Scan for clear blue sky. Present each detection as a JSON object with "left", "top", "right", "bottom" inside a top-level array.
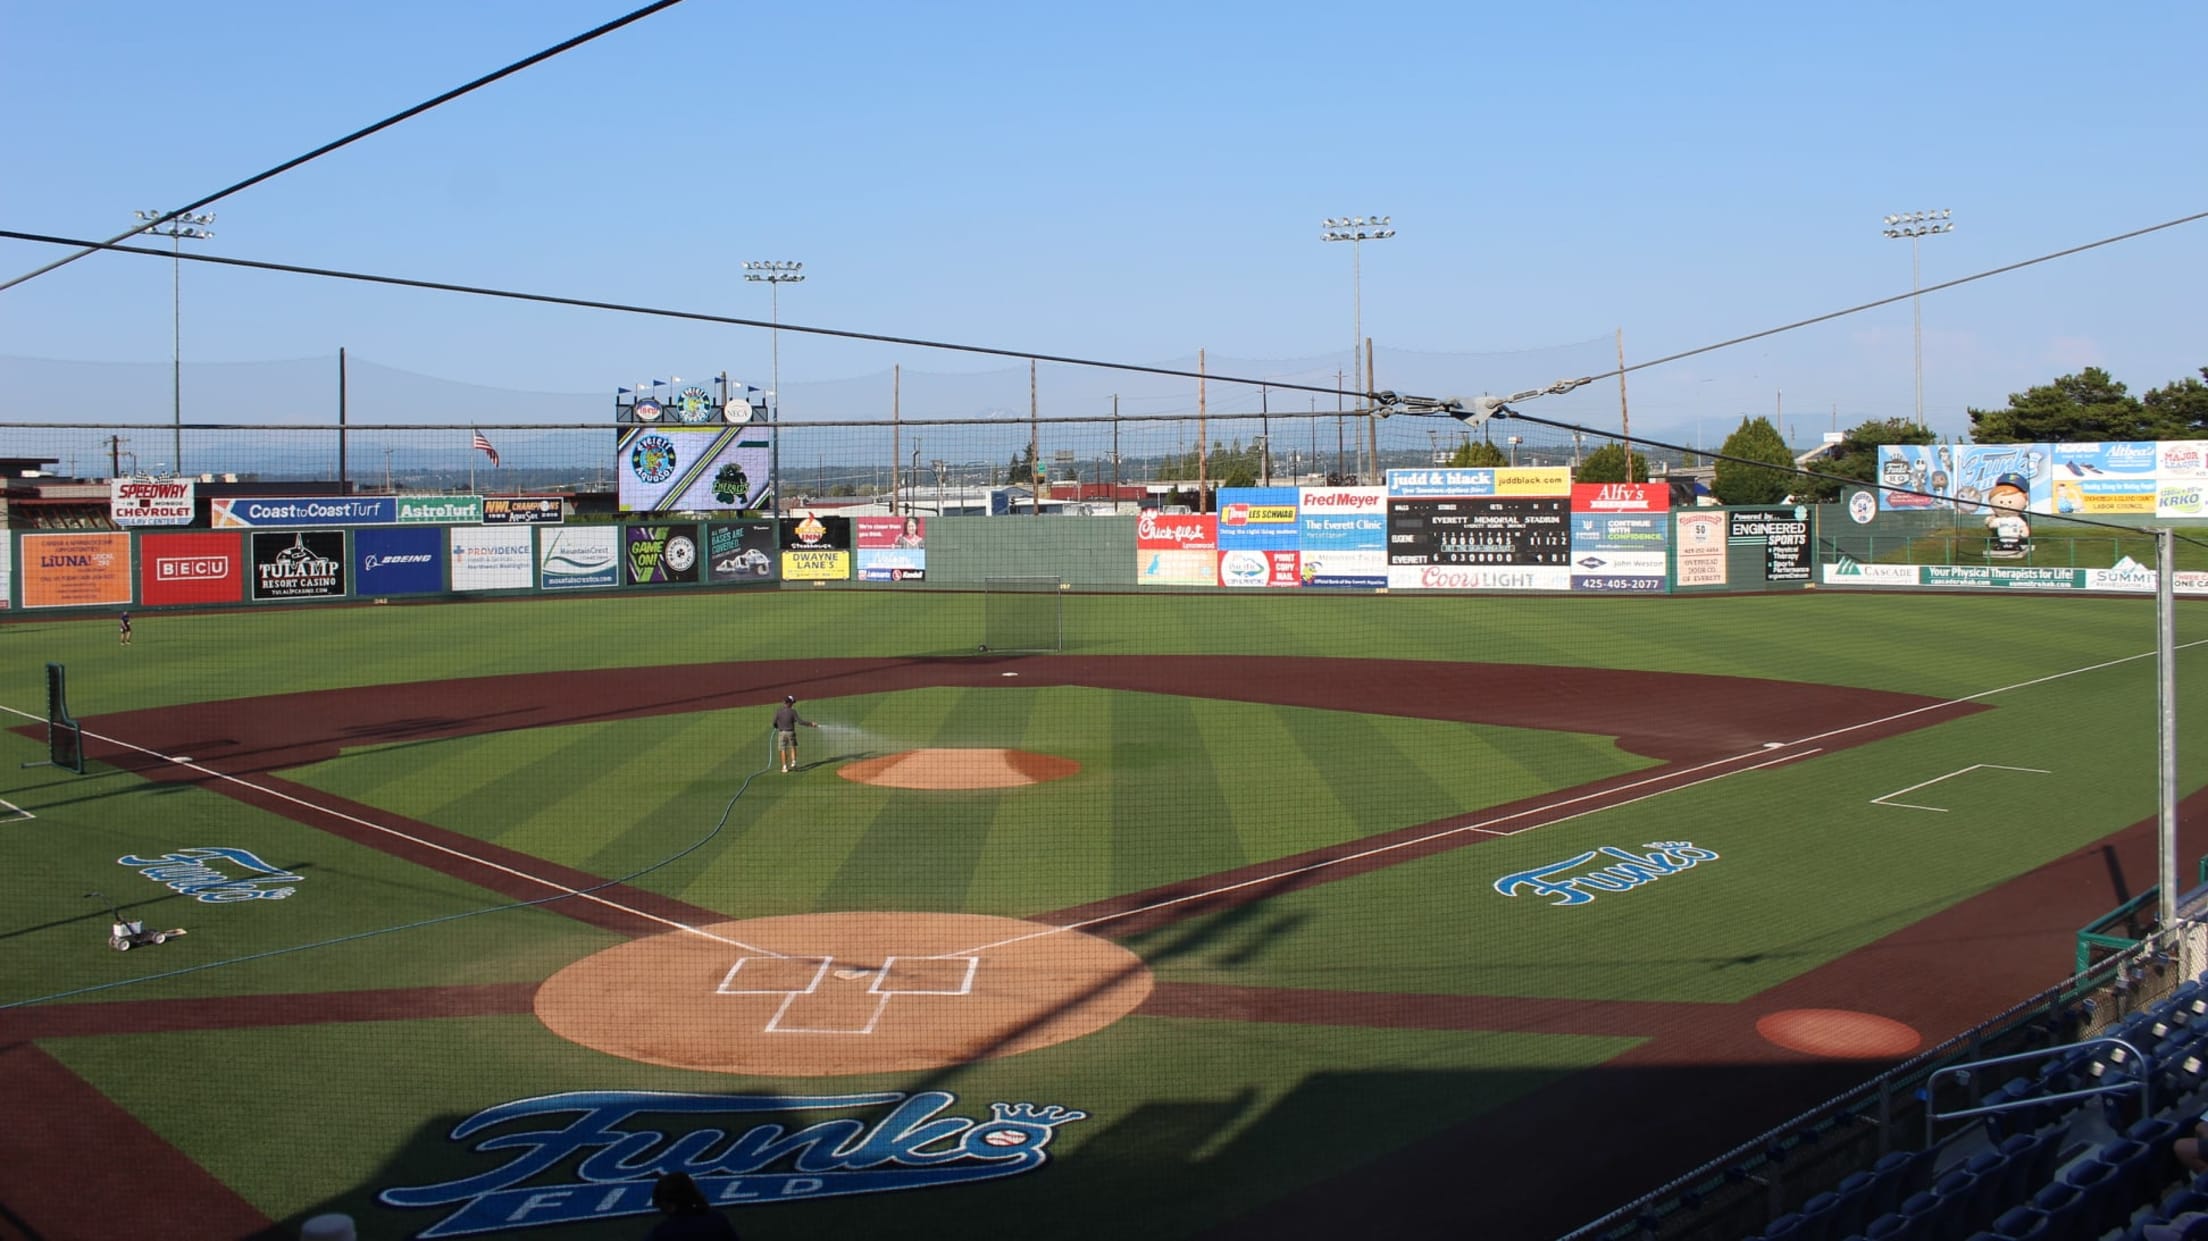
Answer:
[{"left": 2, "top": 0, "right": 2202, "bottom": 449}]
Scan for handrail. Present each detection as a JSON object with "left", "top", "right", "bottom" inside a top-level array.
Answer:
[{"left": 1923, "top": 1036, "right": 2150, "bottom": 1148}]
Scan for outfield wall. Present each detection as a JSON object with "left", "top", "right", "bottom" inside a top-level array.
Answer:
[{"left": 8, "top": 487, "right": 2207, "bottom": 614}]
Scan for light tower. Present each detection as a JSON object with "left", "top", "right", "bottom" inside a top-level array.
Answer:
[
  {"left": 1881, "top": 209, "right": 1955, "bottom": 429},
  {"left": 134, "top": 209, "right": 216, "bottom": 473}
]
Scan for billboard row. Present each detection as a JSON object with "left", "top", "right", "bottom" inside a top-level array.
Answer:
[{"left": 1876, "top": 440, "right": 2208, "bottom": 517}]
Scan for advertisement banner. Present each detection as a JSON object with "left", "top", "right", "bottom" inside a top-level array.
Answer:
[
  {"left": 855, "top": 516, "right": 927, "bottom": 582},
  {"left": 1215, "top": 487, "right": 1300, "bottom": 550},
  {"left": 139, "top": 532, "right": 242, "bottom": 605},
  {"left": 21, "top": 532, "right": 133, "bottom": 608},
  {"left": 1674, "top": 512, "right": 1727, "bottom": 586},
  {"left": 1950, "top": 444, "right": 2050, "bottom": 514},
  {"left": 2158, "top": 481, "right": 2208, "bottom": 519},
  {"left": 483, "top": 496, "right": 564, "bottom": 524},
  {"left": 1138, "top": 548, "right": 1217, "bottom": 586},
  {"left": 1386, "top": 468, "right": 1496, "bottom": 498},
  {"left": 110, "top": 477, "right": 195, "bottom": 527},
  {"left": 1821, "top": 559, "right": 1920, "bottom": 586},
  {"left": 1386, "top": 564, "right": 1572, "bottom": 591},
  {"left": 250, "top": 531, "right": 346, "bottom": 601},
  {"left": 779, "top": 514, "right": 851, "bottom": 581},
  {"left": 706, "top": 521, "right": 780, "bottom": 584},
  {"left": 625, "top": 524, "right": 700, "bottom": 585},
  {"left": 1297, "top": 549, "right": 1385, "bottom": 588},
  {"left": 353, "top": 527, "right": 444, "bottom": 597},
  {"left": 1134, "top": 511, "right": 1215, "bottom": 549},
  {"left": 396, "top": 496, "right": 484, "bottom": 525},
  {"left": 1491, "top": 467, "right": 1573, "bottom": 496},
  {"left": 449, "top": 526, "right": 534, "bottom": 591},
  {"left": 1135, "top": 510, "right": 1216, "bottom": 585},
  {"left": 2051, "top": 442, "right": 2157, "bottom": 514},
  {"left": 1570, "top": 511, "right": 1668, "bottom": 592},
  {"left": 1297, "top": 487, "right": 1386, "bottom": 550},
  {"left": 1922, "top": 564, "right": 2086, "bottom": 591},
  {"left": 1570, "top": 482, "right": 1668, "bottom": 514},
  {"left": 538, "top": 526, "right": 619, "bottom": 591},
  {"left": 1873, "top": 445, "right": 1946, "bottom": 511},
  {"left": 619, "top": 425, "right": 774, "bottom": 513},
  {"left": 1218, "top": 548, "right": 1300, "bottom": 588},
  {"left": 215, "top": 497, "right": 398, "bottom": 528},
  {"left": 1727, "top": 508, "right": 1811, "bottom": 582},
  {"left": 2159, "top": 441, "right": 2208, "bottom": 478}
]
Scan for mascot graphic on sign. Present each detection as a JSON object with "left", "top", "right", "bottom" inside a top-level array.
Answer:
[{"left": 1983, "top": 472, "right": 2032, "bottom": 558}]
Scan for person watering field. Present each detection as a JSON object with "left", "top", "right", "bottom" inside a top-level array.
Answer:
[{"left": 774, "top": 694, "right": 819, "bottom": 773}]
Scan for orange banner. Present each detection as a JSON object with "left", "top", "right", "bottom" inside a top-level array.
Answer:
[{"left": 21, "top": 532, "right": 133, "bottom": 608}]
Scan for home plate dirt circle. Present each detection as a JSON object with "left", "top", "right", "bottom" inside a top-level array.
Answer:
[
  {"left": 838, "top": 747, "right": 1080, "bottom": 790},
  {"left": 535, "top": 912, "right": 1152, "bottom": 1076}
]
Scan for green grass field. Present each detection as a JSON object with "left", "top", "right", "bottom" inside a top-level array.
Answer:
[{"left": 5, "top": 587, "right": 2207, "bottom": 1239}]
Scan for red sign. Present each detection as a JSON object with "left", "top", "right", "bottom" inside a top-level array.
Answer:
[
  {"left": 140, "top": 532, "right": 244, "bottom": 605},
  {"left": 1135, "top": 511, "right": 1216, "bottom": 550},
  {"left": 1571, "top": 482, "right": 1669, "bottom": 513}
]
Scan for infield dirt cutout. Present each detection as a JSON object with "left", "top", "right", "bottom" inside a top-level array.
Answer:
[
  {"left": 838, "top": 747, "right": 1080, "bottom": 790},
  {"left": 535, "top": 912, "right": 1152, "bottom": 1076}
]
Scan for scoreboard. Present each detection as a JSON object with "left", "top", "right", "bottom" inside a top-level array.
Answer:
[{"left": 1387, "top": 497, "right": 1571, "bottom": 566}]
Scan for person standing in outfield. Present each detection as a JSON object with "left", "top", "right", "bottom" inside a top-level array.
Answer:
[
  {"left": 117, "top": 611, "right": 131, "bottom": 646},
  {"left": 773, "top": 693, "right": 818, "bottom": 773},
  {"left": 644, "top": 1172, "right": 740, "bottom": 1239}
]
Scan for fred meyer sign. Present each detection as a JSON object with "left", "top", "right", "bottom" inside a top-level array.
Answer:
[
  {"left": 109, "top": 477, "right": 195, "bottom": 526},
  {"left": 213, "top": 495, "right": 484, "bottom": 527}
]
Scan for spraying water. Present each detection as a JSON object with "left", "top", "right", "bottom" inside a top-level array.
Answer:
[{"left": 814, "top": 721, "right": 902, "bottom": 753}]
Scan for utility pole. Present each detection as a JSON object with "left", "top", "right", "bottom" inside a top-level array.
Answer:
[
  {"left": 892, "top": 364, "right": 901, "bottom": 514},
  {"left": 1615, "top": 327, "right": 1633, "bottom": 479},
  {"left": 1111, "top": 395, "right": 1121, "bottom": 493},
  {"left": 1029, "top": 359, "right": 1040, "bottom": 516},
  {"left": 1197, "top": 348, "right": 1209, "bottom": 510}
]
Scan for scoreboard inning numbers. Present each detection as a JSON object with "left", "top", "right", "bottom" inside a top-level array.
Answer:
[{"left": 1387, "top": 498, "right": 1571, "bottom": 566}]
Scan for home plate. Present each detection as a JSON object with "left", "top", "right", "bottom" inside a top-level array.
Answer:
[
  {"left": 1762, "top": 742, "right": 1784, "bottom": 749},
  {"left": 1001, "top": 672, "right": 1019, "bottom": 677}
]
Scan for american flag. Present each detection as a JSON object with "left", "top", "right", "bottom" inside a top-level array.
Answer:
[{"left": 471, "top": 430, "right": 500, "bottom": 467}]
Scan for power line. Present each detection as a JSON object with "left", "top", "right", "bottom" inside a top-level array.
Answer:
[{"left": 0, "top": 0, "right": 689, "bottom": 295}]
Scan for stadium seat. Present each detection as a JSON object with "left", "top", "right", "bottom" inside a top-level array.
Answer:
[
  {"left": 1861, "top": 1211, "right": 1912, "bottom": 1241},
  {"left": 1763, "top": 1211, "right": 1807, "bottom": 1239},
  {"left": 1869, "top": 1149, "right": 1934, "bottom": 1216},
  {"left": 1989, "top": 1203, "right": 2052, "bottom": 1239},
  {"left": 2061, "top": 1157, "right": 2126, "bottom": 1238},
  {"left": 1793, "top": 1190, "right": 1845, "bottom": 1241},
  {"left": 1829, "top": 1171, "right": 1880, "bottom": 1237},
  {"left": 2106, "top": 1136, "right": 2174, "bottom": 1214}
]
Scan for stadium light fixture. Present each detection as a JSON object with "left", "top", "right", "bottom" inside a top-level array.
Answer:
[
  {"left": 1321, "top": 214, "right": 1396, "bottom": 481},
  {"left": 745, "top": 261, "right": 806, "bottom": 519},
  {"left": 1880, "top": 209, "right": 1955, "bottom": 429},
  {"left": 133, "top": 209, "right": 216, "bottom": 475}
]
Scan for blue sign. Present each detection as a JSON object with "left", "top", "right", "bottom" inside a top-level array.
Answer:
[
  {"left": 1494, "top": 841, "right": 1717, "bottom": 906},
  {"left": 1215, "top": 487, "right": 1301, "bottom": 550},
  {"left": 380, "top": 1090, "right": 1087, "bottom": 1237},
  {"left": 354, "top": 527, "right": 445, "bottom": 596}
]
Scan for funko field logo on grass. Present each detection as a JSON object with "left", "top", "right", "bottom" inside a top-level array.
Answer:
[{"left": 1493, "top": 842, "right": 1718, "bottom": 907}]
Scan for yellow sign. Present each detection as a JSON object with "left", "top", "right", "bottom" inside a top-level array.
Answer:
[
  {"left": 781, "top": 549, "right": 851, "bottom": 581},
  {"left": 1493, "top": 468, "right": 1572, "bottom": 496}
]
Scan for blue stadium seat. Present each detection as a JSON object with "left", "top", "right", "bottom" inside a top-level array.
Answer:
[
  {"left": 1795, "top": 1190, "right": 1845, "bottom": 1241},
  {"left": 2061, "top": 1157, "right": 2126, "bottom": 1238},
  {"left": 1829, "top": 1170, "right": 1880, "bottom": 1237},
  {"left": 1869, "top": 1149, "right": 1934, "bottom": 1216},
  {"left": 1764, "top": 1211, "right": 1807, "bottom": 1239},
  {"left": 2105, "top": 1135, "right": 2174, "bottom": 1215},
  {"left": 1990, "top": 1203, "right": 2052, "bottom": 1239},
  {"left": 1862, "top": 1210, "right": 1913, "bottom": 1241}
]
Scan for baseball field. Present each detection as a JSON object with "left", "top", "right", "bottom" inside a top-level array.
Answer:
[{"left": 4, "top": 586, "right": 2207, "bottom": 1240}]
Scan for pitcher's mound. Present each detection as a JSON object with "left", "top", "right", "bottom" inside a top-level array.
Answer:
[{"left": 839, "top": 747, "right": 1079, "bottom": 790}]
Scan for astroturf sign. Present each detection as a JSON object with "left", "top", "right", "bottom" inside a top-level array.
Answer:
[{"left": 379, "top": 1090, "right": 1087, "bottom": 1238}]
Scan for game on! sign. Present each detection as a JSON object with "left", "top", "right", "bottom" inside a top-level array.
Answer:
[{"left": 109, "top": 476, "right": 195, "bottom": 526}]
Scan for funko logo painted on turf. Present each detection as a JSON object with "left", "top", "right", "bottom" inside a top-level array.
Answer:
[
  {"left": 379, "top": 1091, "right": 1088, "bottom": 1238},
  {"left": 1493, "top": 842, "right": 1718, "bottom": 907},
  {"left": 116, "top": 847, "right": 300, "bottom": 902}
]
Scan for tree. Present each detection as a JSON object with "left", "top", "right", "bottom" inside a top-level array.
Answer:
[
  {"left": 1966, "top": 367, "right": 2179, "bottom": 442},
  {"left": 1710, "top": 416, "right": 1795, "bottom": 506},
  {"left": 1448, "top": 437, "right": 1509, "bottom": 468},
  {"left": 1573, "top": 442, "right": 1650, "bottom": 483},
  {"left": 2144, "top": 368, "right": 2208, "bottom": 436},
  {"left": 1784, "top": 417, "right": 1937, "bottom": 503}
]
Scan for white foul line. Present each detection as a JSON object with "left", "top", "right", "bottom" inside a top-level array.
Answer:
[
  {"left": 0, "top": 704, "right": 781, "bottom": 956},
  {"left": 1872, "top": 764, "right": 2052, "bottom": 813}
]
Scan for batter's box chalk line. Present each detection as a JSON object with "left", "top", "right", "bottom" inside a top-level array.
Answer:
[{"left": 718, "top": 953, "right": 983, "bottom": 1036}]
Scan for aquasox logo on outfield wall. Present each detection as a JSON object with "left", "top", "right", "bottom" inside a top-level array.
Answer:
[
  {"left": 1494, "top": 842, "right": 1718, "bottom": 906},
  {"left": 379, "top": 1090, "right": 1087, "bottom": 1237}
]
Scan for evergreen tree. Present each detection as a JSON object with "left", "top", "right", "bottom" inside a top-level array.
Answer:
[
  {"left": 1711, "top": 416, "right": 1795, "bottom": 506},
  {"left": 1573, "top": 442, "right": 1650, "bottom": 483}
]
